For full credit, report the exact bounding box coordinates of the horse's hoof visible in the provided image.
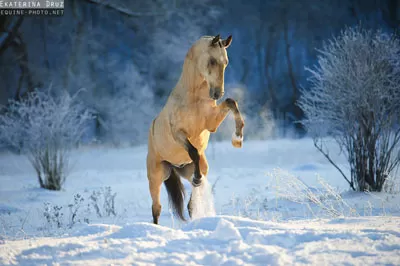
[232,133,243,148]
[192,177,202,187]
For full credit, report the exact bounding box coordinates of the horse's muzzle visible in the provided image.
[210,88,224,100]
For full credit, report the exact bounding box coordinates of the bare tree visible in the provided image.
[298,27,400,192]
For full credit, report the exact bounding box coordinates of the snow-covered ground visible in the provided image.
[2,216,400,265]
[0,139,399,265]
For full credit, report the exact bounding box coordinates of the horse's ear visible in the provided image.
[187,46,194,60]
[211,34,221,46]
[223,35,232,48]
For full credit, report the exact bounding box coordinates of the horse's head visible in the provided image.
[188,34,232,100]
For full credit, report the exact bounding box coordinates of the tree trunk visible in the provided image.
[63,0,85,90]
[0,17,24,56]
[12,33,34,100]
[264,26,277,114]
[283,18,304,133]
[283,19,298,103]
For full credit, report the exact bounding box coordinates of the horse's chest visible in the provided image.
[176,109,207,133]
[189,130,210,152]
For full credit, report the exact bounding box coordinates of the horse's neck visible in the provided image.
[173,59,208,103]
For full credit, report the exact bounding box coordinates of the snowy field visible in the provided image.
[0,138,400,265]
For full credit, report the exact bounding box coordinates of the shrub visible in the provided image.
[0,89,92,190]
[298,27,400,191]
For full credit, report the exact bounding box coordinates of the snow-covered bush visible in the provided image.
[224,169,358,220]
[43,202,64,229]
[270,168,357,218]
[299,27,400,191]
[41,188,117,231]
[90,186,117,218]
[42,194,87,230]
[382,173,400,194]
[68,193,86,228]
[0,89,92,190]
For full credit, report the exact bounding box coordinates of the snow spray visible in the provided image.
[190,179,216,219]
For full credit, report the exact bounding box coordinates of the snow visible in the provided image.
[1,216,399,265]
[0,138,400,265]
[190,180,216,220]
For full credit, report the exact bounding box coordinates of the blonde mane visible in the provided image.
[171,37,212,102]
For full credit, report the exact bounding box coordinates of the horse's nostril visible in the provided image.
[210,88,223,100]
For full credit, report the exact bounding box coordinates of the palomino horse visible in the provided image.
[147,35,244,224]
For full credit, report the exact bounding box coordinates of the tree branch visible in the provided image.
[314,139,356,191]
[0,17,24,56]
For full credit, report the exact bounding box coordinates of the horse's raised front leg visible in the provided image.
[146,153,170,224]
[207,98,245,148]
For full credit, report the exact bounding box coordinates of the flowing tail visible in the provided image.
[164,168,186,221]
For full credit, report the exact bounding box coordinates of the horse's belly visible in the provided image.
[157,140,190,163]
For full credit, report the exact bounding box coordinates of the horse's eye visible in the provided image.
[209,57,217,66]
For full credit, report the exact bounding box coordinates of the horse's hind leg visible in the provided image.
[147,154,170,224]
[174,163,196,218]
[187,193,194,218]
[149,177,162,225]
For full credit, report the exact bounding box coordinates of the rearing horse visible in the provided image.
[146,35,244,224]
